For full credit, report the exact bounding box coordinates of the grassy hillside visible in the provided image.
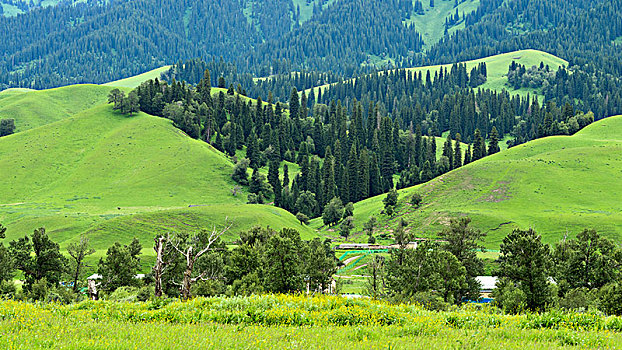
[103,66,172,89]
[0,98,314,259]
[0,84,114,132]
[406,0,480,49]
[312,116,622,248]
[308,49,567,100]
[405,49,567,98]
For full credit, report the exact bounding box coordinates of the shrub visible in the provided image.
[599,283,622,316]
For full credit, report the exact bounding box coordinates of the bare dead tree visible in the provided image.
[153,234,173,298]
[170,221,232,300]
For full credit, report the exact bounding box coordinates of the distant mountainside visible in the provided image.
[3,0,619,90]
[0,0,422,89]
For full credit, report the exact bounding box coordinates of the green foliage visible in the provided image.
[8,227,66,295]
[0,118,15,137]
[553,229,622,290]
[410,193,423,208]
[339,216,354,240]
[599,283,622,316]
[438,217,486,302]
[386,241,467,305]
[295,212,310,225]
[497,228,551,312]
[383,188,398,210]
[322,197,343,227]
[98,238,142,292]
[232,158,250,186]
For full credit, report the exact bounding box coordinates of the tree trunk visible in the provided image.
[181,268,193,300]
[153,236,166,297]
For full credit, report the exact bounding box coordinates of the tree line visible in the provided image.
[0,223,337,302]
[362,205,622,316]
[3,217,620,317]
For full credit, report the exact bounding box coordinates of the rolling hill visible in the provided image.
[0,87,315,261]
[313,116,622,248]
[104,66,172,89]
[308,49,567,99]
[0,84,114,132]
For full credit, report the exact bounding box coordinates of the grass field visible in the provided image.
[406,0,481,49]
[307,49,567,100]
[1,295,621,349]
[103,66,172,89]
[0,84,114,132]
[0,92,314,269]
[312,116,622,248]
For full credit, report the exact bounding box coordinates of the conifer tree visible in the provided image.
[487,126,501,155]
[247,129,260,169]
[369,154,382,196]
[472,129,485,161]
[464,144,472,165]
[346,144,359,203]
[453,134,462,169]
[268,158,281,206]
[289,87,300,119]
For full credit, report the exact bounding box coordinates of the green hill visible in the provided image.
[0,84,114,132]
[312,116,622,248]
[0,91,315,258]
[308,49,567,99]
[103,66,172,89]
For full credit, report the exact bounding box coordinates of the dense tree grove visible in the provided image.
[130,62,595,219]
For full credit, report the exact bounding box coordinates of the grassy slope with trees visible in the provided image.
[314,115,622,248]
[0,88,315,261]
[307,49,567,99]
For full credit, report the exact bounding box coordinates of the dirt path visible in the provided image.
[342,255,362,266]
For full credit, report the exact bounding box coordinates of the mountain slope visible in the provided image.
[308,49,567,99]
[0,95,315,252]
[318,116,622,247]
[0,84,113,132]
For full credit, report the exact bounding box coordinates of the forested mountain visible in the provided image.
[421,0,622,74]
[0,0,422,89]
[2,0,621,90]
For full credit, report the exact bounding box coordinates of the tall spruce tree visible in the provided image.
[487,126,501,155]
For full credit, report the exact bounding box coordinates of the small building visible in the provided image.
[476,276,498,301]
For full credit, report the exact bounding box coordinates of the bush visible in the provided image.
[232,158,250,185]
[137,286,154,302]
[410,193,423,207]
[29,278,49,301]
[411,292,450,311]
[108,286,140,302]
[192,280,226,297]
[558,288,598,311]
[492,281,527,314]
[247,193,264,204]
[46,287,78,304]
[599,283,622,316]
[0,280,16,299]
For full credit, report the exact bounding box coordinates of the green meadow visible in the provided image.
[1,295,621,349]
[313,116,622,248]
[0,84,113,132]
[103,66,172,89]
[0,88,313,266]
